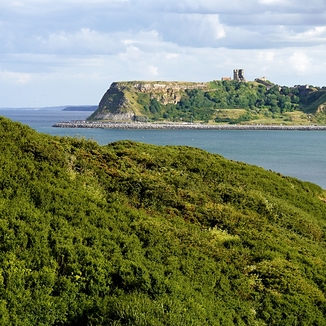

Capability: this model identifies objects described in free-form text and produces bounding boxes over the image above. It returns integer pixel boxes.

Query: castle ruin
[233,69,246,82]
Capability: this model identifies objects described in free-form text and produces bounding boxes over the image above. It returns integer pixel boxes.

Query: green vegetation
[299,88,326,113]
[137,81,301,122]
[1,116,326,325]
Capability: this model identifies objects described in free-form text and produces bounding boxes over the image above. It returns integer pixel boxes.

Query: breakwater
[52,120,326,130]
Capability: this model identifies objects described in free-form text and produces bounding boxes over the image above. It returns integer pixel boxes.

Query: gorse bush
[0,116,326,325]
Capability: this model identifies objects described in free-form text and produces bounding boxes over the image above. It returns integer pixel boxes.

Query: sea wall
[53,121,326,130]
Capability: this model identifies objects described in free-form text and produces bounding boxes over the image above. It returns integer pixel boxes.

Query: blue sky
[1,0,326,107]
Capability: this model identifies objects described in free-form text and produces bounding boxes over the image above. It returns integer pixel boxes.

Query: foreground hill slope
[0,116,326,325]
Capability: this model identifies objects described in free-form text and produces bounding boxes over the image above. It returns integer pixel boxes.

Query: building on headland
[256,76,267,82]
[294,84,309,90]
[254,77,273,89]
[233,69,246,82]
[220,69,246,82]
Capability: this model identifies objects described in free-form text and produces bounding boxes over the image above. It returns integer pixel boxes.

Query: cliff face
[87,81,208,121]
[132,81,207,104]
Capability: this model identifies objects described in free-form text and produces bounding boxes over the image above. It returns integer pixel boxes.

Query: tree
[149,98,161,114]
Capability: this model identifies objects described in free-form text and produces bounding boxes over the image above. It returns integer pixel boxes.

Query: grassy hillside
[299,89,326,112]
[298,89,326,124]
[1,116,326,325]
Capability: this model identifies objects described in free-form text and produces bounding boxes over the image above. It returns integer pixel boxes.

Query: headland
[55,70,326,127]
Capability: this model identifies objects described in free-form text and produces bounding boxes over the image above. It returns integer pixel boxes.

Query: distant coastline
[63,105,97,111]
[52,120,326,130]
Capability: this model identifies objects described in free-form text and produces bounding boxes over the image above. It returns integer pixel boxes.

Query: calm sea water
[1,108,326,189]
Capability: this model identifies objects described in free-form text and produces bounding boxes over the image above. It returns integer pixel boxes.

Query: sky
[1,0,326,107]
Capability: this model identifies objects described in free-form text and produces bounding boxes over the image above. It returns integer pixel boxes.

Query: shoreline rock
[52,120,326,131]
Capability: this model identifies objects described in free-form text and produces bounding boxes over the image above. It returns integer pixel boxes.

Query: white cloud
[8,1,25,7]
[165,53,179,60]
[137,0,326,16]
[157,13,226,47]
[62,0,128,3]
[17,29,173,56]
[188,13,226,40]
[205,15,226,39]
[148,65,158,76]
[4,0,127,5]
[258,51,275,61]
[258,0,285,5]
[119,45,142,60]
[0,70,32,84]
[121,30,163,47]
[288,52,312,73]
[0,0,130,19]
[37,28,125,55]
[139,0,251,14]
[295,26,326,41]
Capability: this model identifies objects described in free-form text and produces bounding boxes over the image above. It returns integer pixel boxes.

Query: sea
[1,107,326,189]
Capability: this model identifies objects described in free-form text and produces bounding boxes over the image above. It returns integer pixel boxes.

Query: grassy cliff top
[112,80,208,86]
[1,116,326,325]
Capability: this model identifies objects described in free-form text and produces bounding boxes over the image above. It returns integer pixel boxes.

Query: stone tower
[233,69,246,82]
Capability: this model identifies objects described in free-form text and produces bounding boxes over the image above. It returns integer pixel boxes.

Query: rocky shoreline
[52,120,326,130]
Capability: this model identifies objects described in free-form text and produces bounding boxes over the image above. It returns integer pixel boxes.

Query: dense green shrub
[0,117,326,325]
